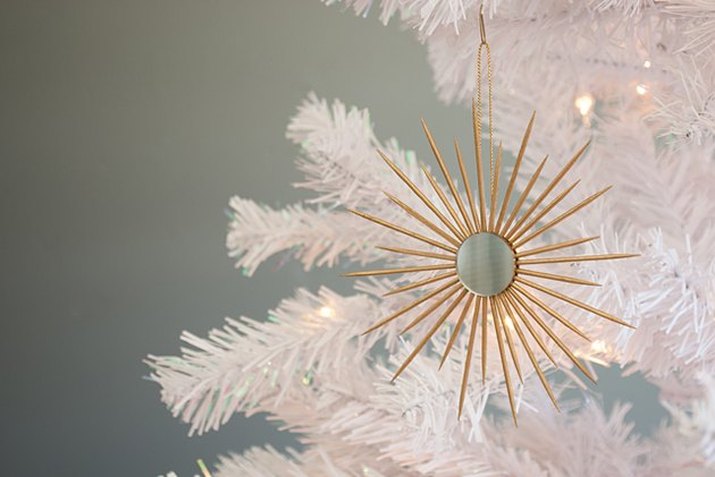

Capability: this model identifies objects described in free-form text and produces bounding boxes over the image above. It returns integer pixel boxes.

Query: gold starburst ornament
[346,8,636,424]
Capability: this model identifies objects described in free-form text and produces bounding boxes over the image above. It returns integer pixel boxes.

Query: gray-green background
[0,2,662,476]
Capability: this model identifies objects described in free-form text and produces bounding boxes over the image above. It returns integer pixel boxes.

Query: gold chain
[475,6,494,196]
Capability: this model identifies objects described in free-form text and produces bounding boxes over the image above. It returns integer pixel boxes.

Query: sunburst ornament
[345,8,636,424]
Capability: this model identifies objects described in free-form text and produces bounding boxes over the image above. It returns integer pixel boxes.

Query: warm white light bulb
[643,59,652,69]
[636,83,648,96]
[574,94,594,117]
[591,340,607,353]
[318,306,335,318]
[504,316,515,330]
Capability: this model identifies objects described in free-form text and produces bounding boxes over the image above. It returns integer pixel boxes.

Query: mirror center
[456,232,515,296]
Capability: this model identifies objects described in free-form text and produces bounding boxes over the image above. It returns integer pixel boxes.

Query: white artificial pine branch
[146,288,380,435]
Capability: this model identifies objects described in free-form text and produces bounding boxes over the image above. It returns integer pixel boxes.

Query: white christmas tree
[147,1,715,475]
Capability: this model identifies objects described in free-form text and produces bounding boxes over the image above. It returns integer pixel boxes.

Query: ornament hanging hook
[479,4,488,45]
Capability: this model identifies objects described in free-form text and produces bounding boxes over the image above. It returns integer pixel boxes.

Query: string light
[574,93,594,117]
[590,340,607,353]
[318,305,335,318]
[636,83,648,96]
[504,316,515,331]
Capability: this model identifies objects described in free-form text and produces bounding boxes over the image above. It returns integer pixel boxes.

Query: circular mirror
[456,232,515,296]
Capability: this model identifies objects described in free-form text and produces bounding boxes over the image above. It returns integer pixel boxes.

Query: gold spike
[459,296,481,418]
[377,150,465,241]
[511,283,591,341]
[377,245,455,262]
[440,294,475,369]
[481,297,488,384]
[502,290,558,366]
[517,253,639,265]
[384,193,462,248]
[515,277,635,329]
[488,143,503,232]
[384,271,457,297]
[516,236,599,258]
[499,156,548,235]
[495,112,535,233]
[491,296,518,425]
[343,263,454,278]
[421,119,474,234]
[517,268,601,287]
[421,166,469,239]
[513,186,612,249]
[454,139,479,232]
[362,279,460,334]
[401,285,463,333]
[392,289,469,381]
[507,289,597,383]
[498,294,560,410]
[505,141,590,238]
[494,294,523,383]
[508,180,581,242]
[348,209,456,253]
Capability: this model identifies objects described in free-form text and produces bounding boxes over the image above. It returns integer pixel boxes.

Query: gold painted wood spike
[344,7,636,425]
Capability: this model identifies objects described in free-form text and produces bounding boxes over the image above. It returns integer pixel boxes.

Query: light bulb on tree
[574,93,594,125]
[318,305,335,318]
[574,94,594,116]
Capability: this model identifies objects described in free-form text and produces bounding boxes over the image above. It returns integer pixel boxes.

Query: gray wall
[0,2,662,476]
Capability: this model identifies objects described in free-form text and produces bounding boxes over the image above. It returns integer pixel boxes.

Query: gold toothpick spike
[507,289,597,383]
[491,296,518,425]
[384,271,457,297]
[488,142,503,232]
[377,245,455,262]
[499,294,560,409]
[517,268,601,287]
[513,186,612,249]
[508,180,581,242]
[505,141,590,239]
[454,139,479,232]
[348,209,456,253]
[515,277,635,328]
[421,166,469,239]
[343,263,454,278]
[503,290,558,365]
[500,155,548,235]
[362,279,460,334]
[517,253,639,265]
[422,119,474,234]
[459,296,481,418]
[440,294,475,368]
[378,149,465,240]
[495,112,535,233]
[401,285,463,333]
[384,192,462,248]
[392,289,469,381]
[516,236,599,258]
[511,283,591,341]
[494,294,523,383]
[481,297,488,384]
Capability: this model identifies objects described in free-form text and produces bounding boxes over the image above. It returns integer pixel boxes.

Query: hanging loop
[474,3,494,196]
[479,4,488,45]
